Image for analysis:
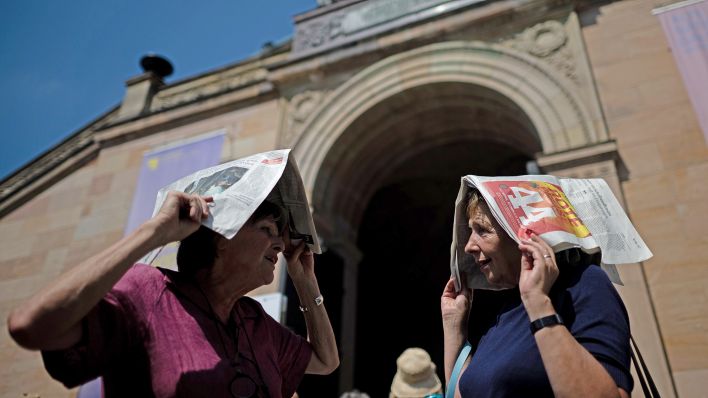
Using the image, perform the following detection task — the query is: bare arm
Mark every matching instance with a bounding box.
[531,312,629,398]
[519,233,628,398]
[285,242,339,375]
[7,192,211,350]
[441,276,472,398]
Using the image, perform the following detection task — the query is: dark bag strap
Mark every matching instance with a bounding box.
[630,334,661,398]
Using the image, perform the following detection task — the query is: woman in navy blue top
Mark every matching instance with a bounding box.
[441,190,632,398]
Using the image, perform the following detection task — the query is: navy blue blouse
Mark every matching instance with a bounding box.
[459,263,633,397]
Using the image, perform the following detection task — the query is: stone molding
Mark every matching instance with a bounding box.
[536,140,629,181]
[112,50,288,122]
[95,81,275,146]
[291,0,488,59]
[293,40,606,194]
[150,67,269,112]
[280,90,329,148]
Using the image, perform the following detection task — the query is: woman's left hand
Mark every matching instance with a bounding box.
[518,232,559,312]
[283,234,339,375]
[284,238,315,282]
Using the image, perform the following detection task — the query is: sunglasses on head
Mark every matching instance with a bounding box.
[287,212,314,245]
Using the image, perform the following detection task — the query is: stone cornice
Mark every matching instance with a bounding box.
[269,0,573,84]
[536,140,620,171]
[94,80,277,148]
[145,51,289,114]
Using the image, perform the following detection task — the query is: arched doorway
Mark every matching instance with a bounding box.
[289,39,671,396]
[305,81,541,395]
[354,140,531,396]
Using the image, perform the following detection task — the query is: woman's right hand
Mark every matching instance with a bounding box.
[441,275,473,331]
[149,191,213,245]
[442,275,473,387]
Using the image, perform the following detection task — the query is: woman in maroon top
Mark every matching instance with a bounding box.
[8,191,339,397]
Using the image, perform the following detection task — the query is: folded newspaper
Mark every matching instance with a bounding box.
[141,149,321,266]
[451,175,653,291]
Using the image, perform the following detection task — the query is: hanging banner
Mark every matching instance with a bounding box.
[124,132,225,235]
[123,132,225,268]
[655,0,708,144]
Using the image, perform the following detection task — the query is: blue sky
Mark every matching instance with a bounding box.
[0,0,317,180]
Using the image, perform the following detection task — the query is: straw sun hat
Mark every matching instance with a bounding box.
[389,348,442,398]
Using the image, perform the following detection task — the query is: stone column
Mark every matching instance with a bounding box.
[325,239,362,393]
[536,140,677,398]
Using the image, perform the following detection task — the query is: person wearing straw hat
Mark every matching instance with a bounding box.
[390,348,443,398]
[441,189,632,398]
[8,190,339,397]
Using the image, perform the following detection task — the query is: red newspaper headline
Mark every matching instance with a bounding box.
[482,180,591,240]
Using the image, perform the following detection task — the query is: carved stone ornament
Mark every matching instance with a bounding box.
[291,91,324,123]
[506,20,577,83]
[282,90,325,146]
[518,20,567,57]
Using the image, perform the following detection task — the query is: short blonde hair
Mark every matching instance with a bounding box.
[466,189,485,220]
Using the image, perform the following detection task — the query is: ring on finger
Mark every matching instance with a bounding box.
[543,254,552,259]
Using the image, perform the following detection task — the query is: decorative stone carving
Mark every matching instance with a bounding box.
[151,68,267,111]
[291,91,324,123]
[517,20,567,57]
[544,45,577,83]
[291,0,484,58]
[505,20,578,83]
[282,90,326,147]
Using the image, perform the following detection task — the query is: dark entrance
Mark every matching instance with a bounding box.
[352,141,529,396]
[286,250,344,397]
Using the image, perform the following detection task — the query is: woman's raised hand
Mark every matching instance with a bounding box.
[441,275,473,330]
[150,191,213,245]
[283,238,315,282]
[518,232,559,317]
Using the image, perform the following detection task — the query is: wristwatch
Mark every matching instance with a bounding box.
[530,313,564,334]
[298,294,324,313]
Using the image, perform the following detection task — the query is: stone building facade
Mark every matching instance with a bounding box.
[1,0,706,396]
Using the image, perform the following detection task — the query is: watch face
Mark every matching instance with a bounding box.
[530,314,563,334]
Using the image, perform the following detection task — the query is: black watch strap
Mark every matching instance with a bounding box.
[530,313,564,334]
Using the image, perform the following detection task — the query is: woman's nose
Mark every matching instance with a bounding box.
[464,234,479,255]
[272,236,285,252]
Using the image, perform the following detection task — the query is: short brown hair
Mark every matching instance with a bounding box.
[466,189,485,220]
[176,200,287,274]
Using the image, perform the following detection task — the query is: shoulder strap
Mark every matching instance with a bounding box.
[630,334,661,398]
[446,341,472,398]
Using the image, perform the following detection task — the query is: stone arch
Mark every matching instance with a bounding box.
[290,40,609,392]
[293,40,603,192]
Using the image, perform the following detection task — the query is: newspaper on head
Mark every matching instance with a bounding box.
[141,149,321,266]
[451,175,652,291]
